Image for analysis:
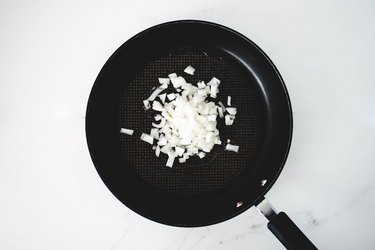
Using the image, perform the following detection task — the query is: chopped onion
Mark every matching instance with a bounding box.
[226,143,239,153]
[148,87,165,101]
[135,66,239,167]
[167,93,176,101]
[175,146,184,156]
[150,128,159,139]
[226,107,237,115]
[152,118,166,128]
[227,96,231,106]
[218,107,224,118]
[158,137,167,146]
[198,152,206,158]
[168,73,177,78]
[197,81,206,89]
[155,145,160,157]
[225,114,235,126]
[120,128,134,135]
[158,78,170,84]
[140,133,154,145]
[158,93,166,104]
[184,65,195,75]
[166,155,175,167]
[152,101,165,112]
[179,158,186,163]
[207,77,221,87]
[159,83,168,89]
[143,100,151,110]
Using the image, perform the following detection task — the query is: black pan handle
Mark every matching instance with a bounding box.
[267,212,317,250]
[256,198,318,250]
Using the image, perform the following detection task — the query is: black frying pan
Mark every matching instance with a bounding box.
[86,20,317,249]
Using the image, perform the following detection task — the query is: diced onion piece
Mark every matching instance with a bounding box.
[227,96,232,106]
[167,93,176,101]
[158,137,167,146]
[154,114,162,121]
[140,133,154,145]
[210,85,218,98]
[159,83,168,89]
[171,76,186,89]
[226,107,237,115]
[143,100,151,110]
[179,158,186,163]
[158,93,167,104]
[198,152,206,158]
[168,73,177,78]
[152,146,156,150]
[158,78,170,84]
[166,155,175,167]
[152,101,164,112]
[184,65,195,75]
[218,101,226,112]
[148,87,165,101]
[226,143,239,153]
[150,128,159,139]
[175,146,184,156]
[152,118,166,128]
[197,81,206,89]
[120,128,134,135]
[225,114,235,126]
[207,77,221,87]
[218,107,224,118]
[155,145,160,157]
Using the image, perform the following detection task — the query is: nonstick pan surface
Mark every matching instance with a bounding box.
[86,20,292,227]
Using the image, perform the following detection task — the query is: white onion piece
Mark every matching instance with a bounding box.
[150,128,159,139]
[171,76,186,88]
[175,146,184,156]
[179,158,186,163]
[218,107,224,118]
[225,114,235,126]
[158,93,166,104]
[152,101,165,112]
[226,143,239,153]
[207,77,221,87]
[184,65,195,75]
[143,100,151,110]
[226,107,237,115]
[158,78,170,84]
[159,83,168,89]
[152,118,166,128]
[158,137,167,146]
[166,155,175,167]
[227,96,232,106]
[148,87,165,101]
[154,114,162,121]
[168,73,177,78]
[218,101,226,112]
[155,145,160,157]
[198,152,206,158]
[120,128,134,135]
[140,133,154,144]
[167,93,176,101]
[197,81,206,89]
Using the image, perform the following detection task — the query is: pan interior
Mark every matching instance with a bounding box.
[119,50,263,196]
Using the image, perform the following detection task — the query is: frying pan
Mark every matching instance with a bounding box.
[86,20,317,249]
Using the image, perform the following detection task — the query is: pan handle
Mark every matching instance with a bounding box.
[256,198,318,250]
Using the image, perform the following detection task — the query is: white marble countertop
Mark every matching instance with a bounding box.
[1,0,375,249]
